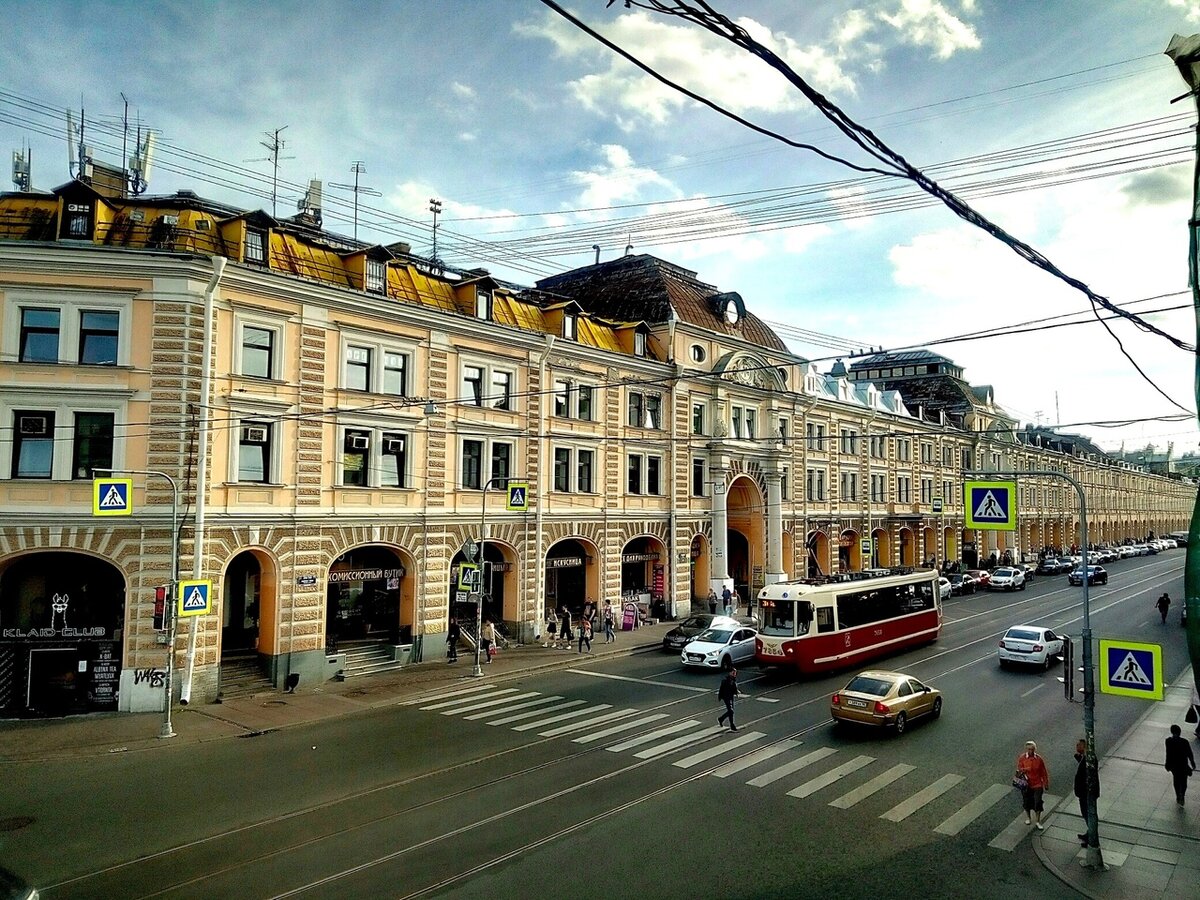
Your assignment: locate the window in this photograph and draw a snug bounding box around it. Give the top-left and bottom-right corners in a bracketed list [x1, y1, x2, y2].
[627, 454, 662, 495]
[962, 449, 973, 471]
[245, 229, 266, 265]
[942, 480, 954, 506]
[553, 448, 571, 492]
[562, 312, 577, 340]
[64, 203, 91, 238]
[896, 475, 912, 503]
[692, 458, 706, 496]
[383, 353, 407, 396]
[552, 446, 594, 493]
[19, 309, 60, 362]
[634, 331, 647, 357]
[578, 385, 593, 421]
[781, 466, 789, 499]
[490, 442, 512, 486]
[12, 411, 54, 479]
[745, 409, 757, 440]
[921, 442, 934, 464]
[731, 407, 742, 439]
[461, 363, 515, 410]
[461, 439, 484, 490]
[806, 423, 826, 451]
[578, 449, 594, 493]
[840, 428, 859, 455]
[381, 432, 408, 488]
[552, 380, 594, 420]
[346, 345, 372, 392]
[692, 403, 706, 436]
[920, 477, 934, 504]
[241, 325, 275, 379]
[778, 418, 788, 443]
[942, 446, 953, 467]
[343, 428, 370, 486]
[897, 438, 911, 462]
[730, 405, 757, 440]
[475, 290, 492, 320]
[840, 471, 858, 502]
[647, 456, 661, 495]
[238, 421, 273, 483]
[806, 468, 826, 501]
[554, 381, 570, 418]
[76, 311, 119, 365]
[366, 258, 386, 295]
[691, 345, 706, 363]
[627, 455, 642, 494]
[72, 412, 114, 479]
[869, 435, 886, 459]
[463, 366, 484, 405]
[491, 371, 512, 411]
[628, 391, 662, 429]
[871, 473, 887, 502]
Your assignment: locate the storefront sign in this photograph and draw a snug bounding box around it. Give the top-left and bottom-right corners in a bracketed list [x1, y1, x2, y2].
[621, 552, 660, 563]
[2, 592, 108, 639]
[297, 574, 318, 586]
[547, 556, 584, 568]
[652, 564, 665, 602]
[328, 567, 406, 583]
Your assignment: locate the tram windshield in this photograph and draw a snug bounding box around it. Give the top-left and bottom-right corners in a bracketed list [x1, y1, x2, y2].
[759, 599, 812, 637]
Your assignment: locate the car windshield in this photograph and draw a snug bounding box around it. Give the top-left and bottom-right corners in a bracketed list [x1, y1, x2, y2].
[1005, 628, 1040, 641]
[695, 628, 733, 643]
[994, 568, 1016, 577]
[679, 617, 707, 630]
[844, 675, 894, 696]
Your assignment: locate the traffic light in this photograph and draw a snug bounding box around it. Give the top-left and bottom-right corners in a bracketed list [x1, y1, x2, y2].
[153, 585, 169, 631]
[1059, 636, 1076, 700]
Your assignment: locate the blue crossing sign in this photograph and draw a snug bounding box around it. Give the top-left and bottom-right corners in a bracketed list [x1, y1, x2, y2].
[1099, 639, 1163, 701]
[92, 478, 133, 516]
[177, 580, 213, 618]
[506, 481, 529, 511]
[964, 480, 1017, 530]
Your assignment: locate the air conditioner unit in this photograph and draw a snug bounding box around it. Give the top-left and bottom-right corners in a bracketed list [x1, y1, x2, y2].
[384, 438, 405, 454]
[17, 415, 48, 436]
[242, 426, 268, 443]
[160, 214, 179, 226]
[348, 435, 369, 450]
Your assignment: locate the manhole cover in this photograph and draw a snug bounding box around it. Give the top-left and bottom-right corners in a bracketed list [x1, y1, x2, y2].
[261, 700, 288, 707]
[0, 816, 34, 832]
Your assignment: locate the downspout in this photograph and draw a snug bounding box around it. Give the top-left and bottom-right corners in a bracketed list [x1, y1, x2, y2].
[534, 334, 556, 631]
[180, 254, 226, 705]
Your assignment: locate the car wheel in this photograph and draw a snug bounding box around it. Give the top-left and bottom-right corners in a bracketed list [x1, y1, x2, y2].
[894, 711, 908, 735]
[720, 655, 732, 671]
[999, 659, 1008, 670]
[931, 697, 942, 719]
[1043, 655, 1052, 672]
[1020, 582, 1027, 591]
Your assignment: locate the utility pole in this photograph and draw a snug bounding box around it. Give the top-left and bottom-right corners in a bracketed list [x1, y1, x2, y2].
[429, 198, 443, 273]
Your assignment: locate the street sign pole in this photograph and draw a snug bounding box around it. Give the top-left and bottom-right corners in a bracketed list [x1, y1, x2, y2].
[95, 467, 179, 739]
[970, 468, 1102, 868]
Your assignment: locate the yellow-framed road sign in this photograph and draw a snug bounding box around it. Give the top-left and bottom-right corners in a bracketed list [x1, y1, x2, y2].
[1099, 638, 1163, 701]
[506, 481, 529, 511]
[177, 579, 213, 618]
[93, 478, 133, 516]
[964, 480, 1017, 530]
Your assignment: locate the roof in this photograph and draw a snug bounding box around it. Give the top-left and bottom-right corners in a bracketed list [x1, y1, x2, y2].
[849, 349, 954, 369]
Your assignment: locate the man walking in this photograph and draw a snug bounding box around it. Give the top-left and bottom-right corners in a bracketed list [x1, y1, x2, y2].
[1073, 738, 1099, 846]
[721, 586, 733, 617]
[717, 668, 741, 732]
[1165, 724, 1196, 805]
[446, 616, 460, 663]
[602, 600, 616, 643]
[1156, 592, 1171, 624]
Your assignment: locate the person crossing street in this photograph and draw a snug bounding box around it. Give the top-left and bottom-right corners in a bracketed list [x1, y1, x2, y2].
[717, 668, 742, 732]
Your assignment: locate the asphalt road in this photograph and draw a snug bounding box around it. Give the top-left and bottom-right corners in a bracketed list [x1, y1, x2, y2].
[2, 552, 1190, 900]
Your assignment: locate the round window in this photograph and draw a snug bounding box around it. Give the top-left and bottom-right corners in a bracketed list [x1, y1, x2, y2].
[691, 345, 707, 363]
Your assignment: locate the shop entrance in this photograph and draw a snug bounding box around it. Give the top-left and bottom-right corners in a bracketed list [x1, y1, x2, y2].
[223, 551, 262, 654]
[325, 546, 407, 650]
[449, 542, 515, 627]
[689, 534, 710, 604]
[806, 530, 829, 577]
[544, 539, 598, 619]
[620, 536, 666, 617]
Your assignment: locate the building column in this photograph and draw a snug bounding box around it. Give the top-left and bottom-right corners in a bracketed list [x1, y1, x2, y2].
[764, 467, 786, 586]
[709, 468, 732, 594]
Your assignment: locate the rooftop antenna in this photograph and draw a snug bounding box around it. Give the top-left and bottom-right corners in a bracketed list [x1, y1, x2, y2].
[11, 145, 31, 191]
[296, 178, 324, 227]
[625, 235, 633, 256]
[245, 126, 294, 217]
[330, 161, 381, 241]
[66, 105, 92, 182]
[592, 244, 600, 265]
[429, 197, 443, 273]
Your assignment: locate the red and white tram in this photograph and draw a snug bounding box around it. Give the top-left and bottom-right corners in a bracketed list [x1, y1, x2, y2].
[755, 569, 942, 674]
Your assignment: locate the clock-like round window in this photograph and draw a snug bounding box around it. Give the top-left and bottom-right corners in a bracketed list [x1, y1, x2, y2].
[724, 299, 740, 325]
[691, 345, 706, 363]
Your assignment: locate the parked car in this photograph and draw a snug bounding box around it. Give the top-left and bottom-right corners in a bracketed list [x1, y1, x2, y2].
[830, 670, 942, 734]
[1068, 565, 1108, 586]
[948, 573, 976, 596]
[1036, 558, 1066, 575]
[998, 625, 1064, 670]
[966, 569, 991, 588]
[1017, 563, 1036, 582]
[680, 625, 758, 670]
[988, 567, 1026, 592]
[937, 577, 952, 602]
[662, 614, 756, 652]
[1117, 545, 1137, 559]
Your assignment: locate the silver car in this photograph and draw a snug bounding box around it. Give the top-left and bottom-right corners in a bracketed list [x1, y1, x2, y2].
[988, 567, 1026, 591]
[998, 625, 1064, 670]
[680, 625, 758, 670]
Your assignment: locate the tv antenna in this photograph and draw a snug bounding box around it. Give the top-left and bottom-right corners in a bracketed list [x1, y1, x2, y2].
[66, 105, 92, 181]
[11, 144, 31, 191]
[329, 161, 381, 241]
[245, 125, 294, 216]
[429, 197, 443, 273]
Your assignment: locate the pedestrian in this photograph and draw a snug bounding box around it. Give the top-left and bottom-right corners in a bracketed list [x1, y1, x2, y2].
[446, 616, 460, 663]
[721, 586, 733, 616]
[578, 617, 593, 653]
[707, 589, 718, 615]
[1190, 683, 1200, 738]
[582, 597, 597, 631]
[558, 605, 572, 650]
[1073, 738, 1099, 846]
[717, 667, 741, 732]
[544, 607, 558, 648]
[1015, 740, 1050, 829]
[1155, 592, 1171, 624]
[481, 619, 496, 663]
[603, 600, 616, 643]
[1165, 724, 1196, 806]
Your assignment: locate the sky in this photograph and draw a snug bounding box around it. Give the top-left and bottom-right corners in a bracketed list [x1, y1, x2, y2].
[3, 0, 1200, 457]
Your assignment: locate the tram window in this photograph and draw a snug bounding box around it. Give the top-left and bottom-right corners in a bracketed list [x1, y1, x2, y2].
[836, 581, 936, 628]
[760, 600, 797, 637]
[816, 607, 835, 633]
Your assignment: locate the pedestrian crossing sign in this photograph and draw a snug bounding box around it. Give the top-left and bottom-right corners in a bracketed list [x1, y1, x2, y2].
[92, 478, 133, 516]
[506, 481, 529, 511]
[177, 580, 213, 618]
[457, 563, 480, 593]
[1099, 639, 1163, 700]
[964, 480, 1016, 530]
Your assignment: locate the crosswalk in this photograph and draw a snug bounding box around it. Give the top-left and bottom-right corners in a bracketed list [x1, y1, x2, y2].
[402, 684, 1049, 847]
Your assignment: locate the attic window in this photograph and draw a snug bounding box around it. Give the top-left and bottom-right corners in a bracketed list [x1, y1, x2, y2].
[690, 345, 706, 363]
[366, 258, 386, 294]
[634, 331, 647, 357]
[563, 312, 577, 341]
[245, 229, 266, 265]
[476, 290, 492, 321]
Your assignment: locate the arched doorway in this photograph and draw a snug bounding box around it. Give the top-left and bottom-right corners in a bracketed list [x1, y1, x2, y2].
[0, 551, 125, 717]
[727, 530, 751, 604]
[961, 529, 979, 568]
[690, 534, 710, 603]
[449, 541, 517, 628]
[807, 530, 829, 577]
[922, 527, 936, 567]
[726, 476, 765, 602]
[943, 526, 957, 564]
[899, 528, 915, 566]
[621, 536, 667, 616]
[839, 529, 860, 573]
[325, 545, 409, 649]
[871, 528, 890, 568]
[222, 549, 278, 657]
[545, 538, 599, 619]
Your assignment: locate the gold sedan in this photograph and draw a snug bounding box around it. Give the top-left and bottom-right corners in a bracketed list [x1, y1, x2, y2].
[830, 670, 942, 735]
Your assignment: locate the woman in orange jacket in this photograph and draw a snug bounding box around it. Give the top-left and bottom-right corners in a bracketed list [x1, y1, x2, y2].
[1016, 740, 1050, 829]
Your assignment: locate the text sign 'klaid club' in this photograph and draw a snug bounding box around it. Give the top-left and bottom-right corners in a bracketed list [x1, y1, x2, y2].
[964, 480, 1017, 530]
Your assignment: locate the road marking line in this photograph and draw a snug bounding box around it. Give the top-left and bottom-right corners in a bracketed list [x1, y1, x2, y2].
[539, 709, 640, 737]
[573, 714, 669, 743]
[402, 683, 501, 706]
[1020, 683, 1045, 699]
[788, 756, 875, 799]
[988, 794, 1062, 851]
[565, 670, 711, 693]
[511, 705, 612, 731]
[747, 747, 838, 787]
[486, 700, 585, 726]
[712, 740, 800, 777]
[829, 763, 915, 808]
[881, 773, 965, 822]
[420, 688, 517, 711]
[441, 692, 541, 715]
[462, 696, 563, 720]
[633, 726, 724, 760]
[935, 783, 1010, 835]
[673, 732, 766, 768]
[606, 720, 701, 752]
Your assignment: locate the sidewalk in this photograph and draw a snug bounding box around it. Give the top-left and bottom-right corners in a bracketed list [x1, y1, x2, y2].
[0, 620, 675, 762]
[1034, 667, 1200, 898]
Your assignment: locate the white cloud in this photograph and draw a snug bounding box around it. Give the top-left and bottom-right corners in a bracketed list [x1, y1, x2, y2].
[569, 143, 680, 207]
[1163, 0, 1200, 23]
[458, 132, 477, 143]
[451, 81, 476, 100]
[879, 0, 981, 60]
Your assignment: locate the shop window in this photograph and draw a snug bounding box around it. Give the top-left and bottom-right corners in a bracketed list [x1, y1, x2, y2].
[237, 421, 273, 483]
[72, 412, 114, 479]
[19, 308, 60, 363]
[12, 410, 54, 479]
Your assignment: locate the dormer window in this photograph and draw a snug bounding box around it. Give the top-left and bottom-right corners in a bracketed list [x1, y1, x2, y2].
[723, 298, 740, 325]
[366, 258, 386, 294]
[245, 229, 266, 265]
[563, 312, 577, 340]
[476, 290, 492, 321]
[634, 331, 647, 357]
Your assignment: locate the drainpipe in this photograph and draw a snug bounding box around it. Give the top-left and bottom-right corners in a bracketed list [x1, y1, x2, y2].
[180, 255, 226, 705]
[534, 335, 555, 634]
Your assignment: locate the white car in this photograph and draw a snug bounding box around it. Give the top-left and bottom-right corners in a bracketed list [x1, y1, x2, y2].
[680, 625, 758, 670]
[998, 625, 1064, 670]
[1118, 546, 1137, 559]
[937, 577, 952, 601]
[987, 567, 1026, 591]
